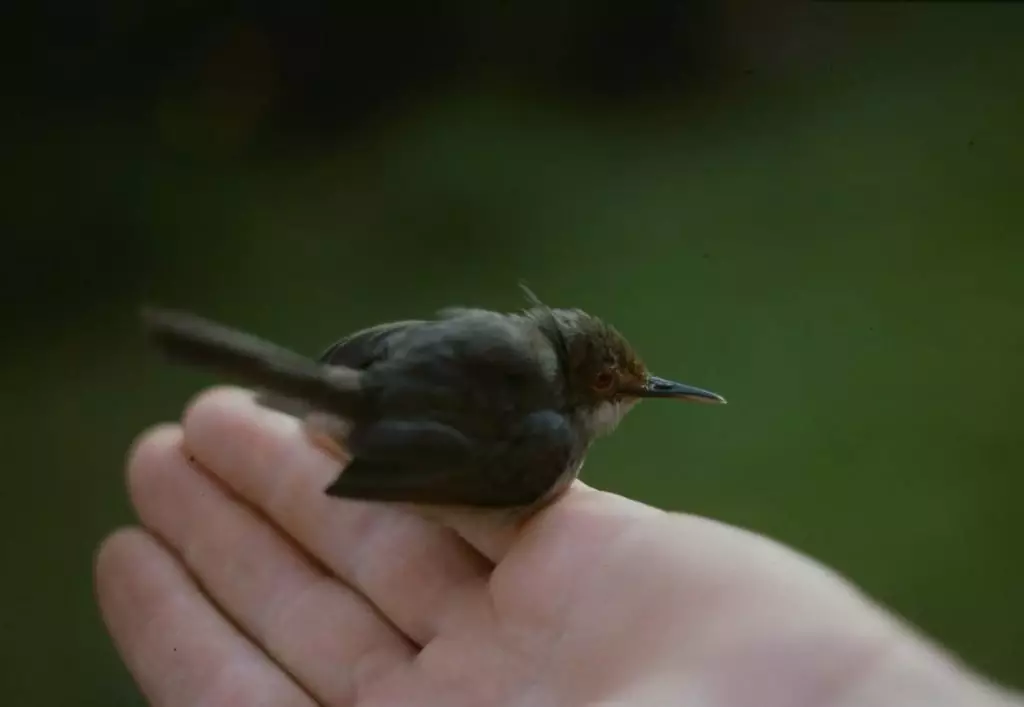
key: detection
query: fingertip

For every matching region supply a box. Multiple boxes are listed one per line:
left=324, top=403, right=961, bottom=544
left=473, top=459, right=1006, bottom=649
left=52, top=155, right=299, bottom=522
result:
left=126, top=423, right=181, bottom=468
left=180, top=380, right=338, bottom=496
left=182, top=385, right=305, bottom=461
left=125, top=423, right=184, bottom=507
left=181, top=385, right=256, bottom=434
left=95, top=526, right=143, bottom=576
left=94, top=526, right=159, bottom=609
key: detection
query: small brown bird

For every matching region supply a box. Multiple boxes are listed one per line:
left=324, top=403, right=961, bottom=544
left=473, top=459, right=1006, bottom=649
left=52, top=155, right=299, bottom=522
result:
left=142, top=287, right=725, bottom=512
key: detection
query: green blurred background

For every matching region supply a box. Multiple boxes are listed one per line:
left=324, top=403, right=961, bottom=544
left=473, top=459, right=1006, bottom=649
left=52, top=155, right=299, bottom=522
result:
left=3, top=2, right=1022, bottom=704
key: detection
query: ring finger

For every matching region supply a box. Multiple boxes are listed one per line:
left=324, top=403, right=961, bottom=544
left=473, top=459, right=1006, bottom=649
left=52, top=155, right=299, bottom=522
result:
left=127, top=423, right=415, bottom=705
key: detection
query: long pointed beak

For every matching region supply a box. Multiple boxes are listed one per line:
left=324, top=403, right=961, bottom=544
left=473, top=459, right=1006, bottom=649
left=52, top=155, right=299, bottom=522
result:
left=638, top=375, right=727, bottom=404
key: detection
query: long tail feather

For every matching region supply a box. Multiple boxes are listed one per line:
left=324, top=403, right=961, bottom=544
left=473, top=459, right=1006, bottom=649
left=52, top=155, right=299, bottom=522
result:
left=140, top=307, right=363, bottom=416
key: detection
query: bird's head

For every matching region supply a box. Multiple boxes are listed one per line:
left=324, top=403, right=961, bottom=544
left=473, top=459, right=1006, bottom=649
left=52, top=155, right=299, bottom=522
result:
left=527, top=305, right=726, bottom=439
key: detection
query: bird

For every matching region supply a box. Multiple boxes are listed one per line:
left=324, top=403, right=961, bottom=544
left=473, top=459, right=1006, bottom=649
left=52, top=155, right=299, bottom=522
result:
left=140, top=287, right=725, bottom=512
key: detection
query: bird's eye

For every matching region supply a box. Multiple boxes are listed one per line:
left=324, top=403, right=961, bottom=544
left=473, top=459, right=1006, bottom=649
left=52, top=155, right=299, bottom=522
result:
left=593, top=371, right=615, bottom=391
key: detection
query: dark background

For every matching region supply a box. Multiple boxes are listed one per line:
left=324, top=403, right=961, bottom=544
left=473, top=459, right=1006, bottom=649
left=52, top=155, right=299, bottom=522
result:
left=2, top=2, right=1022, bottom=704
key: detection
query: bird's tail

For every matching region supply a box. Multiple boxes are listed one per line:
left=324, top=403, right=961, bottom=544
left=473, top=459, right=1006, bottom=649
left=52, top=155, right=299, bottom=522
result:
left=140, top=307, right=364, bottom=417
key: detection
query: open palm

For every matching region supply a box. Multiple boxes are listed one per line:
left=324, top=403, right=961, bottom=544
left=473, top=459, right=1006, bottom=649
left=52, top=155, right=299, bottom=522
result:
left=96, top=387, right=999, bottom=707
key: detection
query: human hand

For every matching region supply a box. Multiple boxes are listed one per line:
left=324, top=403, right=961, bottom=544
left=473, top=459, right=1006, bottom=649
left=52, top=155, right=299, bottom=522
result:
left=96, top=387, right=1018, bottom=706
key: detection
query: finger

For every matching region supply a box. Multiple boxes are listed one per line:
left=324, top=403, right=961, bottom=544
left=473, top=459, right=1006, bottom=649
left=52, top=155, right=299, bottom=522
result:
left=127, top=424, right=414, bottom=706
left=95, top=527, right=315, bottom=707
left=181, top=387, right=493, bottom=647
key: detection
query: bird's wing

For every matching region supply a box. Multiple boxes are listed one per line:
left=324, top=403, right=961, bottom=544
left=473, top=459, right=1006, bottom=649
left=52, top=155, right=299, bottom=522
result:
left=255, top=319, right=426, bottom=417
left=326, top=410, right=578, bottom=508
left=318, top=319, right=428, bottom=368
left=436, top=306, right=492, bottom=320
left=260, top=313, right=517, bottom=426
left=325, top=417, right=484, bottom=504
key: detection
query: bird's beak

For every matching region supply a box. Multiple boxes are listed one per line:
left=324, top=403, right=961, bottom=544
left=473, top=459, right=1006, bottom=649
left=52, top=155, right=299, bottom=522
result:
left=637, top=375, right=727, bottom=404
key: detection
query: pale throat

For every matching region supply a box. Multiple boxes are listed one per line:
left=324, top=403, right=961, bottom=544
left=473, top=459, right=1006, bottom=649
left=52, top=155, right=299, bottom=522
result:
left=579, top=398, right=638, bottom=439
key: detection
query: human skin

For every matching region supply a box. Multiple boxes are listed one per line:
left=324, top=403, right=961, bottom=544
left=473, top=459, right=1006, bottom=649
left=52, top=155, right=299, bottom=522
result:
left=95, top=387, right=1020, bottom=707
